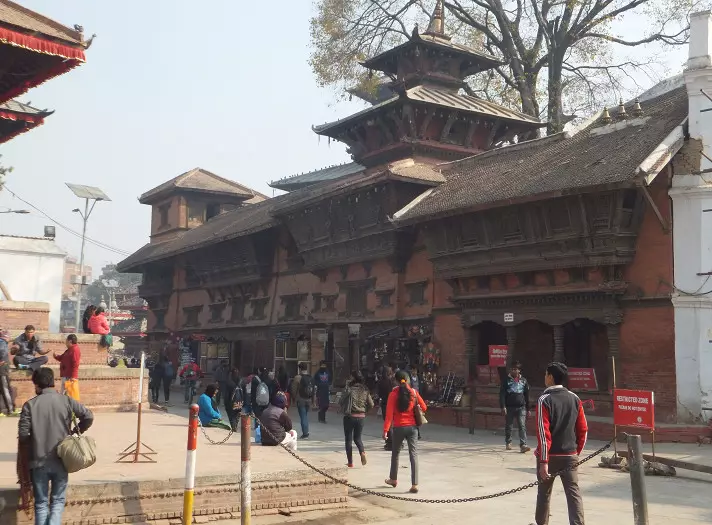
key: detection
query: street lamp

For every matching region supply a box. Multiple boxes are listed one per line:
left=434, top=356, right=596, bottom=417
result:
left=0, top=209, right=30, bottom=214
left=66, top=183, right=111, bottom=332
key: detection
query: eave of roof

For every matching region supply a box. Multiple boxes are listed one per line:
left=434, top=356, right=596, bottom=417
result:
left=269, top=162, right=366, bottom=191
left=139, top=168, right=260, bottom=204
left=0, top=0, right=84, bottom=46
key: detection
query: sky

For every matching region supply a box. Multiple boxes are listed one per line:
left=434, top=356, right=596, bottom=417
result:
left=0, top=1, right=690, bottom=276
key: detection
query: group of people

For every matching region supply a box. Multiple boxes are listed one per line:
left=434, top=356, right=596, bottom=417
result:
left=0, top=326, right=82, bottom=418
left=80, top=305, right=112, bottom=349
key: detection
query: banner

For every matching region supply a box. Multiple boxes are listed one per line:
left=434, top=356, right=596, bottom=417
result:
left=613, top=389, right=655, bottom=429
left=488, top=345, right=508, bottom=367
left=567, top=368, right=598, bottom=391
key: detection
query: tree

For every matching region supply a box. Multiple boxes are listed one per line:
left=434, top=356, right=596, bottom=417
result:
left=86, top=264, right=142, bottom=307
left=310, top=0, right=692, bottom=134
left=0, top=154, right=13, bottom=191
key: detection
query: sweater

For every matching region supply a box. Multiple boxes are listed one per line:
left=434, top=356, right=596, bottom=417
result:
left=260, top=404, right=293, bottom=445
left=54, top=344, right=81, bottom=379
left=383, top=384, right=427, bottom=432
left=535, top=385, right=588, bottom=463
left=344, top=383, right=374, bottom=415
left=87, top=313, right=110, bottom=335
left=197, top=393, right=221, bottom=425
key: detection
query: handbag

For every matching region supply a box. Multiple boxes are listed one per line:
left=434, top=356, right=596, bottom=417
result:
left=57, top=400, right=97, bottom=473
left=413, top=395, right=428, bottom=426
left=339, top=387, right=353, bottom=414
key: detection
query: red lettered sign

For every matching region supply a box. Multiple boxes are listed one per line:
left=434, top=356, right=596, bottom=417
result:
left=567, top=368, right=598, bottom=391
left=488, top=345, right=508, bottom=367
left=613, top=389, right=655, bottom=429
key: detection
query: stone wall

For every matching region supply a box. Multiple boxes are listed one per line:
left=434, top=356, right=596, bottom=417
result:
left=0, top=301, right=49, bottom=330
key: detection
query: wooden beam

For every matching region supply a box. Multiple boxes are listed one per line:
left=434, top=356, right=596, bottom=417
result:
left=485, top=121, right=503, bottom=149
left=618, top=450, right=712, bottom=476
left=419, top=108, right=434, bottom=138
left=464, top=119, right=477, bottom=147
left=440, top=111, right=458, bottom=142
left=640, top=184, right=669, bottom=232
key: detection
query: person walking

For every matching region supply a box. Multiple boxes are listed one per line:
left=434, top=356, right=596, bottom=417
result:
left=224, top=368, right=243, bottom=432
left=290, top=362, right=314, bottom=439
left=533, top=362, right=588, bottom=525
left=18, top=367, right=94, bottom=525
left=409, top=364, right=422, bottom=440
left=197, top=384, right=231, bottom=430
left=0, top=329, right=19, bottom=417
left=11, top=325, right=49, bottom=371
left=377, top=365, right=395, bottom=450
left=179, top=360, right=201, bottom=404
left=277, top=366, right=290, bottom=405
left=383, top=370, right=426, bottom=494
left=340, top=370, right=374, bottom=468
left=500, top=360, right=531, bottom=453
left=314, top=361, right=331, bottom=423
left=53, top=334, right=81, bottom=401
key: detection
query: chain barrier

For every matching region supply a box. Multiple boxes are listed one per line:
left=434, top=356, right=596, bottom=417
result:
left=196, top=410, right=613, bottom=504
left=197, top=419, right=234, bottom=445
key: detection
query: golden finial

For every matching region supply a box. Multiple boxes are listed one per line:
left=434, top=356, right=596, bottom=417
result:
left=426, top=0, right=446, bottom=36
left=601, top=107, right=611, bottom=124
left=617, top=99, right=627, bottom=120
left=632, top=98, right=643, bottom=117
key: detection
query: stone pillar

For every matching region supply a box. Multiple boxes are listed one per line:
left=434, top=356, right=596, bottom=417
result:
left=461, top=318, right=480, bottom=434
left=606, top=317, right=622, bottom=390
left=506, top=325, right=517, bottom=367
left=553, top=324, right=565, bottom=362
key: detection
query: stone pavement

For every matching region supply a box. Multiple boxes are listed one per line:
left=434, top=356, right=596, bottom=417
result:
left=1, top=402, right=711, bottom=524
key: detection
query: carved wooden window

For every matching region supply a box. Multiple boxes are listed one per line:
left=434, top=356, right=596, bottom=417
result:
left=153, top=309, right=167, bottom=330
left=620, top=189, right=637, bottom=229
left=230, top=299, right=245, bottom=323
left=591, top=194, right=613, bottom=230
left=158, top=205, right=169, bottom=229
left=501, top=211, right=523, bottom=242
left=406, top=281, right=428, bottom=306
left=460, top=215, right=479, bottom=248
left=323, top=295, right=337, bottom=312
left=183, top=306, right=202, bottom=328
left=283, top=296, right=304, bottom=320
left=187, top=202, right=206, bottom=228
left=346, top=287, right=368, bottom=316
left=376, top=289, right=394, bottom=308
left=209, top=303, right=226, bottom=324
left=548, top=203, right=572, bottom=233
left=250, top=298, right=268, bottom=320
left=312, top=293, right=322, bottom=312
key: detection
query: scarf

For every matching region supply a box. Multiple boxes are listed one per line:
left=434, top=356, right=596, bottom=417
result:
left=16, top=438, right=33, bottom=517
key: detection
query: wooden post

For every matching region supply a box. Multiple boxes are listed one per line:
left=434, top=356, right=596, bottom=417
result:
left=627, top=434, right=649, bottom=525
left=611, top=355, right=618, bottom=457
left=241, top=415, right=252, bottom=525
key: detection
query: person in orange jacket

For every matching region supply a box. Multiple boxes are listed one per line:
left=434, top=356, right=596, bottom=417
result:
left=179, top=361, right=202, bottom=404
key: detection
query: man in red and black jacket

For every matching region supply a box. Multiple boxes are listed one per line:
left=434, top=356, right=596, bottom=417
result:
left=533, top=362, right=588, bottom=525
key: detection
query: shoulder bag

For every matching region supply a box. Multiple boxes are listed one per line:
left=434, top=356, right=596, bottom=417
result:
left=413, top=393, right=428, bottom=427
left=57, top=399, right=97, bottom=473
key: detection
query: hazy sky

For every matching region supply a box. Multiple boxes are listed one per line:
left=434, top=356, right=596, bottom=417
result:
left=0, top=1, right=688, bottom=275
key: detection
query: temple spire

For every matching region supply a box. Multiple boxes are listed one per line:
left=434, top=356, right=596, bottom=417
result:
left=425, top=0, right=447, bottom=37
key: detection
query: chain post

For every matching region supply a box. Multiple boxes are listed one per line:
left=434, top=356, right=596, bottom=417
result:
left=183, top=404, right=199, bottom=525
left=627, top=434, right=649, bottom=525
left=241, top=414, right=252, bottom=525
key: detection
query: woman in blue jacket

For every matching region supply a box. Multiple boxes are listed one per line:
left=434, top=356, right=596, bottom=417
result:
left=198, top=384, right=231, bottom=430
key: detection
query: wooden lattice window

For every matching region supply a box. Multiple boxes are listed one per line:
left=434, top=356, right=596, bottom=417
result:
left=346, top=288, right=368, bottom=316
left=209, top=303, right=226, bottom=323
left=183, top=306, right=202, bottom=328
left=406, top=281, right=428, bottom=306
left=548, top=203, right=572, bottom=233
left=460, top=215, right=479, bottom=248
left=250, top=298, right=268, bottom=320
left=230, top=299, right=245, bottom=323
left=376, top=290, right=394, bottom=308
left=283, top=295, right=305, bottom=320
left=323, top=295, right=337, bottom=312
left=591, top=194, right=613, bottom=230
left=158, top=204, right=169, bottom=229
left=501, top=211, right=523, bottom=242
left=620, top=189, right=637, bottom=229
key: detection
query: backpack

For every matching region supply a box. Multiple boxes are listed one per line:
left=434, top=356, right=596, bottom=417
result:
left=298, top=374, right=314, bottom=399
left=255, top=378, right=269, bottom=407
left=232, top=382, right=244, bottom=408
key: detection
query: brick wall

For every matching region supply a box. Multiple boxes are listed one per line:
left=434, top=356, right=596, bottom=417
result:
left=434, top=313, right=466, bottom=376
left=0, top=301, right=49, bottom=330
left=6, top=330, right=105, bottom=364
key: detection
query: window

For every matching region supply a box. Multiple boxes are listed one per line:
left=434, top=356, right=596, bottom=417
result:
left=501, top=211, right=523, bottom=242
left=312, top=293, right=322, bottom=312
left=187, top=202, right=206, bottom=228
left=406, top=282, right=427, bottom=306
left=323, top=295, right=337, bottom=311
left=251, top=298, right=268, bottom=320
left=620, top=189, right=637, bottom=229
left=376, top=290, right=394, bottom=308
left=230, top=300, right=245, bottom=323
left=158, top=205, right=169, bottom=228
left=209, top=303, right=226, bottom=323
left=591, top=194, right=612, bottom=230
left=183, top=306, right=201, bottom=327
left=548, top=203, right=571, bottom=233
left=283, top=295, right=305, bottom=320
left=460, top=216, right=479, bottom=248
left=346, top=287, right=367, bottom=316
left=274, top=339, right=306, bottom=378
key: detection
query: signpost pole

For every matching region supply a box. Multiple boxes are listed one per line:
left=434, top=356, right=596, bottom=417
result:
left=611, top=356, right=618, bottom=457
left=627, top=434, right=650, bottom=525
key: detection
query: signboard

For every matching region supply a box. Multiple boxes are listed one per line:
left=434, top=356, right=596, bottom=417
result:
left=275, top=331, right=291, bottom=340
left=504, top=313, right=514, bottom=323
left=217, top=343, right=229, bottom=359
left=567, top=368, right=599, bottom=391
left=488, top=345, right=508, bottom=367
left=613, top=389, right=655, bottom=429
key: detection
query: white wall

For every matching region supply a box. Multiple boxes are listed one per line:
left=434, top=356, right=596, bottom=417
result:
left=0, top=251, right=65, bottom=332
left=670, top=10, right=712, bottom=422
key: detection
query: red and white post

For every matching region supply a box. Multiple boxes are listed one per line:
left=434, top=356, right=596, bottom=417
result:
left=183, top=404, right=199, bottom=525
left=240, top=414, right=251, bottom=525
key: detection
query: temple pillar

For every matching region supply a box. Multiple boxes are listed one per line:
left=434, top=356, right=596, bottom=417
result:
left=605, top=315, right=623, bottom=390
left=553, top=324, right=565, bottom=362
left=461, top=316, right=479, bottom=434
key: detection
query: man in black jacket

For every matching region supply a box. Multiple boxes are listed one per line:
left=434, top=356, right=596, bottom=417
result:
left=499, top=360, right=531, bottom=453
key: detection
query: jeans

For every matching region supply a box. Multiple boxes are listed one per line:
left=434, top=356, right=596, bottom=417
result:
left=13, top=354, right=48, bottom=371
left=31, top=462, right=69, bottom=525
left=505, top=406, right=528, bottom=447
left=535, top=456, right=584, bottom=525
left=343, top=416, right=365, bottom=465
left=0, top=375, right=14, bottom=413
left=380, top=399, right=392, bottom=447
left=390, top=426, right=418, bottom=485
left=297, top=400, right=310, bottom=436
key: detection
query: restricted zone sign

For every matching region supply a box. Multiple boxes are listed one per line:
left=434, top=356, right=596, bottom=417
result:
left=613, top=389, right=655, bottom=429
left=488, top=345, right=508, bottom=367
left=567, top=368, right=598, bottom=391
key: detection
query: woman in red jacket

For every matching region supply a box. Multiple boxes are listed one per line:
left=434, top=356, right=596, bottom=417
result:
left=383, top=369, right=427, bottom=493
left=88, top=307, right=112, bottom=349
left=54, top=334, right=81, bottom=400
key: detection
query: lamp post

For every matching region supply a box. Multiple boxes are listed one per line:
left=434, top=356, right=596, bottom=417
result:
left=0, top=209, right=30, bottom=214
left=66, top=183, right=111, bottom=333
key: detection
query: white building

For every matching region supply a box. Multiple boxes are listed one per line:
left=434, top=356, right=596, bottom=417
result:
left=0, top=234, right=66, bottom=331
left=670, top=11, right=712, bottom=423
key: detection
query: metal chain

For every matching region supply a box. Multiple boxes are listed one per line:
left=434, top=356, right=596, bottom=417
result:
left=197, top=419, right=235, bottom=445
left=245, top=413, right=613, bottom=504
